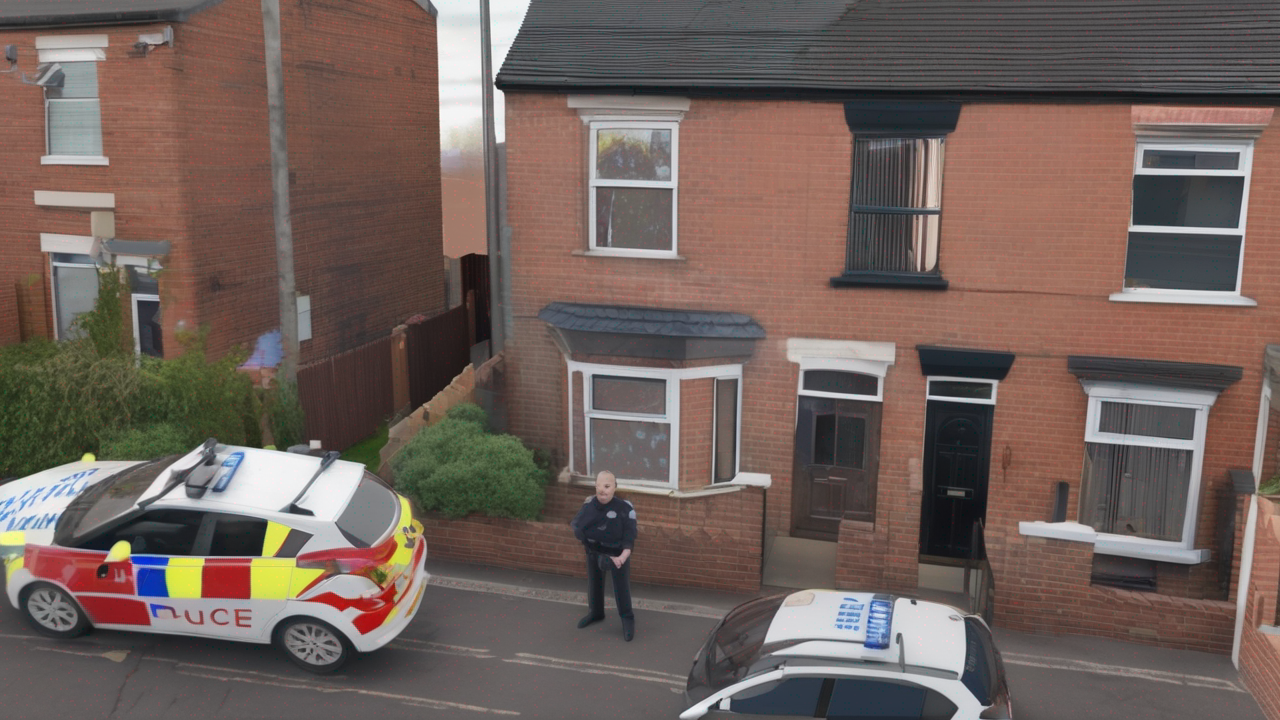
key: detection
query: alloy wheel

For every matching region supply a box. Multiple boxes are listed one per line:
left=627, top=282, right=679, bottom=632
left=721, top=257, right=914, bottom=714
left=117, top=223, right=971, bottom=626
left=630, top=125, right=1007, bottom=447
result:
left=28, top=588, right=79, bottom=632
left=282, top=622, right=344, bottom=667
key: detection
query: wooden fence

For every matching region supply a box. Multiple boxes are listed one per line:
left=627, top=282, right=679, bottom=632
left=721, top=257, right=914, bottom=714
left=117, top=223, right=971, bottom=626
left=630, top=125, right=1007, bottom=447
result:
left=460, top=253, right=490, bottom=345
left=297, top=335, right=393, bottom=452
left=407, top=304, right=472, bottom=409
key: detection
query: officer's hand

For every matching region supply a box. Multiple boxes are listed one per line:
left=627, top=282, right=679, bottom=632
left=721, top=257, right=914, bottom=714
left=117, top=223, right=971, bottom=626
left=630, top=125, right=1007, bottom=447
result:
left=611, top=555, right=626, bottom=569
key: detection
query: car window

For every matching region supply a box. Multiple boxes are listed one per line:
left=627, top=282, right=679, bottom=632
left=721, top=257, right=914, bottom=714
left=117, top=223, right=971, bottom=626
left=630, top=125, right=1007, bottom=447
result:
left=707, top=595, right=788, bottom=690
left=55, top=455, right=184, bottom=546
left=77, top=509, right=206, bottom=556
left=208, top=514, right=269, bottom=557
left=825, top=678, right=957, bottom=720
left=960, top=618, right=1000, bottom=706
left=335, top=472, right=400, bottom=548
left=730, top=677, right=824, bottom=716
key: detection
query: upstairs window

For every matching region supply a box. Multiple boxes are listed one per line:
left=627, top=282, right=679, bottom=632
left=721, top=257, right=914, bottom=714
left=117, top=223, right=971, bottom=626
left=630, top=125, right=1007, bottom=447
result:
left=36, top=35, right=108, bottom=164
left=588, top=121, right=678, bottom=256
left=1124, top=141, right=1253, bottom=297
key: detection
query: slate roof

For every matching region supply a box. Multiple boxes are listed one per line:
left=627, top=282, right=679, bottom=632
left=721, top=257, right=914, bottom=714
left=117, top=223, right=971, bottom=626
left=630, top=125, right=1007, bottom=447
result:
left=497, top=0, right=1280, bottom=97
left=539, top=302, right=766, bottom=339
left=0, top=0, right=225, bottom=27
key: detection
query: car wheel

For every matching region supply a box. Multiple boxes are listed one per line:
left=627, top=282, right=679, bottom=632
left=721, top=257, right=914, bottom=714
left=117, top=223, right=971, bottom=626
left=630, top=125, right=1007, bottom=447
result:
left=274, top=617, right=352, bottom=674
left=21, top=583, right=90, bottom=639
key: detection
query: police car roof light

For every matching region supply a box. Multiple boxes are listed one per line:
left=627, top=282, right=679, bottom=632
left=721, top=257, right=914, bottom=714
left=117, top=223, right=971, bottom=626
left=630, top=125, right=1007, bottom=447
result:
left=282, top=450, right=341, bottom=516
left=139, top=437, right=219, bottom=509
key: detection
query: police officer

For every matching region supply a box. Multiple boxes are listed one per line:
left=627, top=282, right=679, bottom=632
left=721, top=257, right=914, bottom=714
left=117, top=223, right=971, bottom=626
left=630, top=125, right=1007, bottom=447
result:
left=571, top=470, right=637, bottom=641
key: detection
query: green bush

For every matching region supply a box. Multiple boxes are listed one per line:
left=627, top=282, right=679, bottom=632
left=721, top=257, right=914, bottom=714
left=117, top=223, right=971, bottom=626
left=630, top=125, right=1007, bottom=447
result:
left=99, top=423, right=193, bottom=460
left=264, top=380, right=306, bottom=450
left=391, top=403, right=546, bottom=520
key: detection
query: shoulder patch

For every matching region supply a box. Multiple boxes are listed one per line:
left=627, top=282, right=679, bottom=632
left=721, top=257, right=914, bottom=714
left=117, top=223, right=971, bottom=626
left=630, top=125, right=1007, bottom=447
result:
left=622, top=499, right=634, bottom=508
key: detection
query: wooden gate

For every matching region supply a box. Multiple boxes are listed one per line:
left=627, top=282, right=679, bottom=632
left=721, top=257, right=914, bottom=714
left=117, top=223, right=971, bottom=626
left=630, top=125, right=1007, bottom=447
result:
left=406, top=305, right=472, bottom=409
left=297, top=335, right=393, bottom=452
left=460, top=253, right=490, bottom=344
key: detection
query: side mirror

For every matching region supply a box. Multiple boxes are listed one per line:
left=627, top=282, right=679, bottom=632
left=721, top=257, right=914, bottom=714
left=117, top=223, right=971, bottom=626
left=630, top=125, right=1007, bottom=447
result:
left=105, top=540, right=131, bottom=564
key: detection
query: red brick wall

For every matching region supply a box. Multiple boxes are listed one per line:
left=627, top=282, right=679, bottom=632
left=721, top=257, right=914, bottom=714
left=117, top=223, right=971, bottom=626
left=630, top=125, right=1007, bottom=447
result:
left=1241, top=498, right=1280, bottom=719
left=0, top=283, right=19, bottom=347
left=0, top=0, right=442, bottom=363
left=681, top=377, right=714, bottom=489
left=422, top=481, right=765, bottom=592
left=501, top=94, right=1280, bottom=644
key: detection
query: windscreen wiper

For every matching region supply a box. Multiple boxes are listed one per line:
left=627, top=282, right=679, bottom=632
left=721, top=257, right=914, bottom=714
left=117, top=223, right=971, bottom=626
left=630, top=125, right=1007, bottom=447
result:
left=138, top=438, right=218, bottom=510
left=281, top=451, right=341, bottom=516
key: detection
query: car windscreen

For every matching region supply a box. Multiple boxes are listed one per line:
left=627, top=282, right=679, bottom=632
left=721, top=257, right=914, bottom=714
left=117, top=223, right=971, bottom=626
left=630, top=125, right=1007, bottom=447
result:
left=53, top=455, right=183, bottom=546
left=704, top=594, right=788, bottom=691
left=335, top=472, right=401, bottom=548
left=960, top=617, right=1001, bottom=706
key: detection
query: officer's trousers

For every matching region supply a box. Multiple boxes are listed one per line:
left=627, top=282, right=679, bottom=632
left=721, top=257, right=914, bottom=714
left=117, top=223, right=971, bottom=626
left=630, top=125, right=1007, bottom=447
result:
left=585, top=551, right=633, bottom=619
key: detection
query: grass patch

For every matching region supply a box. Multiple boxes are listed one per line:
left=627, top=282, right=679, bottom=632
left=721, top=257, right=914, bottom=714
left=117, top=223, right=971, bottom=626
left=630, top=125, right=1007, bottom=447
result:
left=342, top=424, right=389, bottom=472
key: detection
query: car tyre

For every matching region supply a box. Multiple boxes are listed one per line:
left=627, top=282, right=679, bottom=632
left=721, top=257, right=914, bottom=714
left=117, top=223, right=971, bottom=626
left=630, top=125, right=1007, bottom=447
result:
left=274, top=617, right=352, bottom=674
left=20, top=583, right=91, bottom=639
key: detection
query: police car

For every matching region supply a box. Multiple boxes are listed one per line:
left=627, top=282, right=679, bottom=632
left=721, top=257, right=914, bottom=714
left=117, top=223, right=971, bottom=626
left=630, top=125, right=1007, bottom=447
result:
left=681, top=590, right=1013, bottom=720
left=0, top=439, right=429, bottom=674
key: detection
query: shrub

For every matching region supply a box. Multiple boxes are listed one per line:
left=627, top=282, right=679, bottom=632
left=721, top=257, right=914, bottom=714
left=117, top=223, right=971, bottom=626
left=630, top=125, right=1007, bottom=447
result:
left=264, top=379, right=306, bottom=450
left=99, top=423, right=193, bottom=460
left=391, top=403, right=545, bottom=520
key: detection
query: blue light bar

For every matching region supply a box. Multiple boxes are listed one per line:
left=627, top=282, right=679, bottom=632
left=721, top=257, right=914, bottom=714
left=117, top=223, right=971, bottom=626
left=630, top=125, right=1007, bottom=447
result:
left=864, top=594, right=894, bottom=650
left=211, top=452, right=244, bottom=493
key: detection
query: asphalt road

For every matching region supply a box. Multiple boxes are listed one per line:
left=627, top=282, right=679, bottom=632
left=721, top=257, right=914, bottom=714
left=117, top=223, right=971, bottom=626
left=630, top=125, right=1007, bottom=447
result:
left=0, top=565, right=1265, bottom=720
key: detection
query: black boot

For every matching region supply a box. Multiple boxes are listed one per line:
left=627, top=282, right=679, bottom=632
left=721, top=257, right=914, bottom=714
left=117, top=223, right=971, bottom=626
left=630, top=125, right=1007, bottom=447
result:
left=622, top=616, right=635, bottom=642
left=577, top=612, right=604, bottom=629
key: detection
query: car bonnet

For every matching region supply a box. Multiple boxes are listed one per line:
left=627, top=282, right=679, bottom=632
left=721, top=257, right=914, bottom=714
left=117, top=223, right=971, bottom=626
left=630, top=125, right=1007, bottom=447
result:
left=0, top=460, right=141, bottom=546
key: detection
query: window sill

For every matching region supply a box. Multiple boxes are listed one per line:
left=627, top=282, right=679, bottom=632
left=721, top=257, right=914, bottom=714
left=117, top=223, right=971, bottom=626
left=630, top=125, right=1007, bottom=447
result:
left=42, top=155, right=109, bottom=166
left=573, top=249, right=686, bottom=261
left=568, top=472, right=770, bottom=498
left=830, top=272, right=948, bottom=289
left=1109, top=291, right=1257, bottom=307
left=1018, top=521, right=1210, bottom=564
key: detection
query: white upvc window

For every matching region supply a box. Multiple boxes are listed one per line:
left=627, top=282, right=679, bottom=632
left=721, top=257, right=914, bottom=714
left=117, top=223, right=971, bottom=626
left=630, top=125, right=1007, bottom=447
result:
left=568, top=361, right=743, bottom=489
left=588, top=120, right=679, bottom=257
left=795, top=357, right=888, bottom=402
left=1078, top=382, right=1214, bottom=552
left=50, top=252, right=100, bottom=340
left=1120, top=140, right=1253, bottom=301
left=37, top=36, right=108, bottom=165
left=925, top=376, right=997, bottom=405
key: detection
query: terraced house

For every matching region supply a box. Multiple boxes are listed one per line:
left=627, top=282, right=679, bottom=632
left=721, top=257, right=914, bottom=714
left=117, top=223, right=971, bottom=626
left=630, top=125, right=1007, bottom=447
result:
left=473, top=0, right=1280, bottom=661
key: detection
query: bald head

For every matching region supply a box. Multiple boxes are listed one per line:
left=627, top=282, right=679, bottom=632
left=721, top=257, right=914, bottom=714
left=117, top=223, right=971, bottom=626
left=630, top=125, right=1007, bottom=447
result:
left=595, top=471, right=617, bottom=504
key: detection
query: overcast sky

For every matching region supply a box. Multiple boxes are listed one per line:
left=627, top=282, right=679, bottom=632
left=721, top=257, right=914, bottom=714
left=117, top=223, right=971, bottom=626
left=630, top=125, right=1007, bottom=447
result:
left=434, top=0, right=532, bottom=147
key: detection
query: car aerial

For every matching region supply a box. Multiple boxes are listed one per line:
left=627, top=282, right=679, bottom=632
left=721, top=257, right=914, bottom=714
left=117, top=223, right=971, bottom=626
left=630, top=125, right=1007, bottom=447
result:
left=682, top=589, right=1012, bottom=720
left=0, top=439, right=429, bottom=673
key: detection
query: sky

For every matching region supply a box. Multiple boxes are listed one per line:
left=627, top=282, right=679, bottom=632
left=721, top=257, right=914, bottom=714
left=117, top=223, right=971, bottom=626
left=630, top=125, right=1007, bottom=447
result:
left=434, top=0, right=532, bottom=147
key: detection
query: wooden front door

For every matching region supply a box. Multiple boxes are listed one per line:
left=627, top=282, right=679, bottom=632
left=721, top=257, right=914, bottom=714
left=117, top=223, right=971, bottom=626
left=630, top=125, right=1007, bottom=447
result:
left=920, top=401, right=993, bottom=559
left=791, top=396, right=881, bottom=541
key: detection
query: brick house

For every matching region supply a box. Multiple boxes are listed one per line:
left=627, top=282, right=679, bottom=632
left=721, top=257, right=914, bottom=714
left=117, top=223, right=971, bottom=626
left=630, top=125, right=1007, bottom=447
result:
left=466, top=0, right=1280, bottom=655
left=0, top=0, right=444, bottom=364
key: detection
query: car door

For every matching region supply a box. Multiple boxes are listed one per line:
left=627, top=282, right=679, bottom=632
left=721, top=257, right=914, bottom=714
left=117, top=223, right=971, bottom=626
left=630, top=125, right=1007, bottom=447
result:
left=197, top=512, right=301, bottom=641
left=705, top=676, right=828, bottom=719
left=823, top=677, right=959, bottom=720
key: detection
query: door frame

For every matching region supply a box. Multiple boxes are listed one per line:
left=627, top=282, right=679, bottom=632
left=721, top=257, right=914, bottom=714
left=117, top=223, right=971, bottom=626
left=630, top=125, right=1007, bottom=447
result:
left=919, top=377, right=998, bottom=561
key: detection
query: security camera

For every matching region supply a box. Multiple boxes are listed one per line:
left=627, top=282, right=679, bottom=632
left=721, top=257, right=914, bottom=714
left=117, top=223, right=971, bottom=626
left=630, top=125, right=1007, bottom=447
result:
left=30, top=62, right=63, bottom=88
left=134, top=41, right=149, bottom=52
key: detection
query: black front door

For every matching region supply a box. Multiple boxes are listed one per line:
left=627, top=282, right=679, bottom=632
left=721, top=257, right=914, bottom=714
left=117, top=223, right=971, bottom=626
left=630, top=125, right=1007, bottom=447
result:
left=792, top=396, right=881, bottom=541
left=920, top=401, right=993, bottom=559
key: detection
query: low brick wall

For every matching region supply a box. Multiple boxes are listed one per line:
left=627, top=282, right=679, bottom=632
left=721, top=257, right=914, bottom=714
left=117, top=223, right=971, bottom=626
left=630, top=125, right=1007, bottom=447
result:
left=421, top=480, right=765, bottom=593
left=1241, top=497, right=1280, bottom=720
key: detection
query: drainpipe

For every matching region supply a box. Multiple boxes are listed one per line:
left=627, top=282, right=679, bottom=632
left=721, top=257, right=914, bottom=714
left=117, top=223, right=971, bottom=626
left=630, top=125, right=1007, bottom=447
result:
left=1233, top=377, right=1271, bottom=667
left=480, top=0, right=504, bottom=356
left=262, top=0, right=298, bottom=383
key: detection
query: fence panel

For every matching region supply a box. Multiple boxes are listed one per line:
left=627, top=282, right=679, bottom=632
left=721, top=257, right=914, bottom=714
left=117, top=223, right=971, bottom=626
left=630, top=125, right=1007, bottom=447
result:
left=406, top=305, right=472, bottom=409
left=297, top=335, right=394, bottom=452
left=460, top=253, right=490, bottom=344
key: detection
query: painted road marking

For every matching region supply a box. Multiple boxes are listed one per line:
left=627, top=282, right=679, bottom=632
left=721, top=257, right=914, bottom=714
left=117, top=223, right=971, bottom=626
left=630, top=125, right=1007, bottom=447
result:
left=503, top=652, right=685, bottom=687
left=1001, top=652, right=1246, bottom=693
left=32, top=645, right=129, bottom=662
left=391, top=637, right=495, bottom=658
left=431, top=575, right=725, bottom=619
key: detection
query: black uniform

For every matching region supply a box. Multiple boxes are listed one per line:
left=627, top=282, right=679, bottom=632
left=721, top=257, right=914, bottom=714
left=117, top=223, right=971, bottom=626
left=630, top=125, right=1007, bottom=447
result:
left=570, top=495, right=637, bottom=628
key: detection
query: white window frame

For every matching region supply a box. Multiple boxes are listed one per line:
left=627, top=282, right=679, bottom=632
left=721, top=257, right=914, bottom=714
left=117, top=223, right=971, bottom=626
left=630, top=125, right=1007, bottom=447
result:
left=1079, top=381, right=1216, bottom=554
left=796, top=357, right=888, bottom=402
left=1116, top=139, right=1254, bottom=304
left=587, top=119, right=680, bottom=258
left=38, top=40, right=109, bottom=166
left=49, top=255, right=99, bottom=341
left=711, top=376, right=743, bottom=484
left=567, top=360, right=743, bottom=489
left=925, top=376, right=997, bottom=406
left=131, top=292, right=160, bottom=357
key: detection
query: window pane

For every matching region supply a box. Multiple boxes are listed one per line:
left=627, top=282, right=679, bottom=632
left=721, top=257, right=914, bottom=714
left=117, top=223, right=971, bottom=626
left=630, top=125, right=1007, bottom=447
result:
left=45, top=61, right=97, bottom=99
left=1132, top=176, right=1244, bottom=229
left=592, top=376, right=665, bottom=415
left=1080, top=443, right=1191, bottom=542
left=335, top=474, right=400, bottom=548
left=1098, top=402, right=1196, bottom=440
left=804, top=370, right=879, bottom=396
left=847, top=212, right=939, bottom=273
left=835, top=415, right=866, bottom=469
left=929, top=380, right=993, bottom=400
left=135, top=298, right=163, bottom=358
left=852, top=138, right=943, bottom=209
left=814, top=413, right=836, bottom=466
left=731, top=677, right=823, bottom=716
left=595, top=187, right=673, bottom=251
left=827, top=678, right=958, bottom=720
left=1124, top=232, right=1241, bottom=291
left=590, top=418, right=670, bottom=482
left=208, top=516, right=268, bottom=557
left=961, top=618, right=1001, bottom=706
left=53, top=264, right=100, bottom=340
left=1142, top=149, right=1239, bottom=170
left=714, top=378, right=738, bottom=483
left=596, top=128, right=672, bottom=181
left=48, top=99, right=103, bottom=155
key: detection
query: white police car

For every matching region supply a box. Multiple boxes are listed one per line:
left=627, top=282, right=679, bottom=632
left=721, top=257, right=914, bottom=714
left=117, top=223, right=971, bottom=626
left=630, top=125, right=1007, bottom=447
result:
left=0, top=439, right=429, bottom=674
left=682, top=590, right=1013, bottom=720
